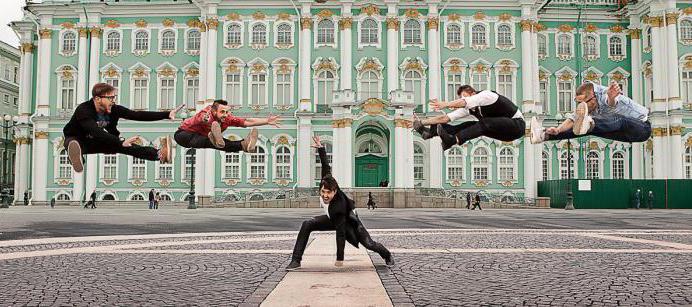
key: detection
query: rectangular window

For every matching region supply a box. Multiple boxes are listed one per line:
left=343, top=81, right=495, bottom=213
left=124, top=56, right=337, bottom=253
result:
left=542, top=157, right=549, bottom=181
left=133, top=79, right=148, bottom=110
left=158, top=164, right=172, bottom=180
left=131, top=158, right=146, bottom=180
left=103, top=155, right=117, bottom=180
left=250, top=74, right=267, bottom=106
left=558, top=81, right=573, bottom=113
left=3, top=94, right=8, bottom=104
left=184, top=152, right=195, bottom=180
left=224, top=153, right=240, bottom=179
left=682, top=71, right=692, bottom=104
left=539, top=80, right=548, bottom=111
left=471, top=73, right=488, bottom=91
left=472, top=166, right=488, bottom=180
left=60, top=79, right=76, bottom=110
left=250, top=153, right=265, bottom=178
left=105, top=78, right=119, bottom=94
left=185, top=78, right=199, bottom=109
left=497, top=73, right=513, bottom=99
left=446, top=73, right=463, bottom=101
left=276, top=73, right=291, bottom=106
left=159, top=78, right=175, bottom=110
left=225, top=73, right=241, bottom=106
left=59, top=154, right=71, bottom=179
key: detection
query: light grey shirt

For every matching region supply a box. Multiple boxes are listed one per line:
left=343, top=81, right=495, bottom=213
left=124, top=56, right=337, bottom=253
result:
left=568, top=82, right=649, bottom=122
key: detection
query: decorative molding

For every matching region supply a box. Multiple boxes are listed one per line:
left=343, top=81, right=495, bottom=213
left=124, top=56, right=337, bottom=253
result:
left=534, top=22, right=547, bottom=32
left=361, top=98, right=387, bottom=116
left=361, top=4, right=380, bottom=16
left=610, top=25, right=624, bottom=33
left=300, top=17, right=312, bottom=30
left=584, top=23, right=598, bottom=32
left=628, top=28, right=641, bottom=39
left=394, top=119, right=412, bottom=128
left=520, top=20, right=532, bottom=32
left=339, top=18, right=353, bottom=30
left=386, top=17, right=399, bottom=31
left=558, top=24, right=573, bottom=32
left=666, top=12, right=679, bottom=25
left=646, top=16, right=663, bottom=28
left=447, top=14, right=460, bottom=22
left=60, top=22, right=74, bottom=29
left=206, top=18, right=219, bottom=30
left=103, top=66, right=119, bottom=78
left=224, top=179, right=239, bottom=186
left=162, top=18, right=175, bottom=27
left=446, top=58, right=464, bottom=73
left=224, top=58, right=243, bottom=73
left=34, top=131, right=49, bottom=139
left=652, top=127, right=668, bottom=137
left=104, top=20, right=120, bottom=28
left=473, top=179, right=489, bottom=187
left=59, top=66, right=76, bottom=79
left=186, top=19, right=204, bottom=29
left=39, top=28, right=52, bottom=39
left=427, top=17, right=439, bottom=30
left=19, top=43, right=35, bottom=54
left=316, top=9, right=333, bottom=20
left=78, top=27, right=88, bottom=38
left=90, top=27, right=102, bottom=37
left=185, top=67, right=199, bottom=78
left=252, top=11, right=266, bottom=20
left=684, top=7, right=692, bottom=15
left=498, top=13, right=512, bottom=22
left=357, top=58, right=383, bottom=72
left=226, top=12, right=241, bottom=21
left=404, top=9, right=420, bottom=20
left=670, top=126, right=683, bottom=136
left=332, top=118, right=353, bottom=128
left=135, top=19, right=148, bottom=28
left=277, top=13, right=291, bottom=21
left=501, top=180, right=514, bottom=187
left=248, top=178, right=267, bottom=185
left=473, top=11, right=486, bottom=21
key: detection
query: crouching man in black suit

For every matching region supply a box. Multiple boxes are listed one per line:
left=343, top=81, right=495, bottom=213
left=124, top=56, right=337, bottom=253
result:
left=286, top=135, right=394, bottom=270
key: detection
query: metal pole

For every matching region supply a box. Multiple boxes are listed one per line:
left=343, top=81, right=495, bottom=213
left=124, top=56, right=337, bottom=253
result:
left=187, top=149, right=196, bottom=209
left=1, top=121, right=9, bottom=208
left=565, top=139, right=575, bottom=210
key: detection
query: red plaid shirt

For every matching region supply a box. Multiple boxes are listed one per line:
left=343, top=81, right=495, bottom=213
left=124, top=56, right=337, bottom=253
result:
left=179, top=105, right=246, bottom=135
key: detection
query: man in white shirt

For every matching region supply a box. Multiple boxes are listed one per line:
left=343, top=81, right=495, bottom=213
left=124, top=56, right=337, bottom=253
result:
left=413, top=85, right=525, bottom=150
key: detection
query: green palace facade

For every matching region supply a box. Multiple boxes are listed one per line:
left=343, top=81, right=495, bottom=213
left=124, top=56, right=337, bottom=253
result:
left=9, top=0, right=692, bottom=205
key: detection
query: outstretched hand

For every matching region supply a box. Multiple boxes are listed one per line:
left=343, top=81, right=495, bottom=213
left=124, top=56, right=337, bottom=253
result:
left=429, top=99, right=447, bottom=111
left=169, top=104, right=185, bottom=120
left=607, top=82, right=621, bottom=105
left=122, top=135, right=141, bottom=147
left=267, top=115, right=281, bottom=128
left=311, top=135, right=323, bottom=148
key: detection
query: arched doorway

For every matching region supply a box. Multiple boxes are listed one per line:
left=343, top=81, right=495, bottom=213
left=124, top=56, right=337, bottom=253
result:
left=355, top=121, right=389, bottom=187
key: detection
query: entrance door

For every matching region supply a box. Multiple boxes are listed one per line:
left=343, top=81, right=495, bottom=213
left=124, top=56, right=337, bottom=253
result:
left=355, top=154, right=388, bottom=187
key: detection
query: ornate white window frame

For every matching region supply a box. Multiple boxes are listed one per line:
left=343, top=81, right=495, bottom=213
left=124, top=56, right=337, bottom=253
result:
left=470, top=141, right=493, bottom=185
left=100, top=63, right=123, bottom=99
left=127, top=137, right=149, bottom=186
left=541, top=148, right=552, bottom=181
left=538, top=67, right=552, bottom=113
left=607, top=67, right=630, bottom=97
left=494, top=22, right=516, bottom=51
left=153, top=137, right=175, bottom=186
left=58, top=29, right=78, bottom=57
left=103, top=29, right=123, bottom=57
left=55, top=64, right=78, bottom=113
left=608, top=141, right=630, bottom=179
left=314, top=16, right=338, bottom=48
left=555, top=31, right=575, bottom=61
left=443, top=20, right=464, bottom=50
left=355, top=57, right=384, bottom=101
left=247, top=57, right=269, bottom=110
left=469, top=21, right=490, bottom=51
left=312, top=57, right=340, bottom=109
left=468, top=59, right=491, bottom=91
left=557, top=141, right=579, bottom=179
left=99, top=191, right=119, bottom=201
left=400, top=18, right=425, bottom=49
left=52, top=137, right=73, bottom=184
left=180, top=148, right=196, bottom=184
left=128, top=62, right=151, bottom=110
left=555, top=66, right=577, bottom=114
left=272, top=58, right=296, bottom=110
left=131, top=28, right=151, bottom=57
left=158, top=28, right=178, bottom=56
left=274, top=21, right=296, bottom=49
left=493, top=59, right=518, bottom=103
left=184, top=28, right=201, bottom=56
left=223, top=20, right=244, bottom=49
left=678, top=16, right=692, bottom=45
left=357, top=16, right=383, bottom=49
left=155, top=62, right=178, bottom=111
left=221, top=57, right=246, bottom=108
left=271, top=134, right=296, bottom=186
left=581, top=33, right=600, bottom=61
left=442, top=58, right=467, bottom=101
left=399, top=57, right=428, bottom=107
left=607, top=33, right=626, bottom=62
left=444, top=144, right=467, bottom=186
left=99, top=153, right=119, bottom=185
left=537, top=33, right=548, bottom=59
left=128, top=191, right=147, bottom=201
left=247, top=139, right=269, bottom=185
left=220, top=133, right=243, bottom=186
left=581, top=67, right=604, bottom=85
left=494, top=142, right=520, bottom=186
left=249, top=20, right=269, bottom=50
left=413, top=140, right=429, bottom=187
left=182, top=62, right=200, bottom=110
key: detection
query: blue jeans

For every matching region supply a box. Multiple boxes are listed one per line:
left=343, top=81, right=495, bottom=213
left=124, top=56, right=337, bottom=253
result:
left=547, top=115, right=651, bottom=143
left=149, top=201, right=155, bottom=209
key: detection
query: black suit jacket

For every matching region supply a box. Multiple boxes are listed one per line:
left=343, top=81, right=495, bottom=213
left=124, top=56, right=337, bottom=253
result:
left=317, top=147, right=362, bottom=260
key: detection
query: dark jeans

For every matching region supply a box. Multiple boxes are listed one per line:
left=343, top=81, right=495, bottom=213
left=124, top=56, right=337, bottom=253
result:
left=546, top=115, right=651, bottom=143
left=434, top=117, right=525, bottom=145
left=174, top=129, right=243, bottom=153
left=291, top=215, right=391, bottom=262
left=64, top=137, right=159, bottom=161
left=149, top=200, right=155, bottom=209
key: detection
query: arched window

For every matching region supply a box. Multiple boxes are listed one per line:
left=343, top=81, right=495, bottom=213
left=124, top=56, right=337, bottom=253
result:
left=541, top=151, right=550, bottom=181
left=187, top=29, right=201, bottom=51
left=161, top=30, right=176, bottom=51
left=612, top=152, right=625, bottom=179
left=559, top=151, right=575, bottom=179
left=403, top=19, right=421, bottom=44
left=252, top=24, right=267, bottom=45
left=130, top=194, right=145, bottom=201
left=106, top=31, right=120, bottom=51
left=472, top=147, right=489, bottom=181
left=57, top=149, right=71, bottom=179
left=609, top=36, right=622, bottom=56
left=360, top=19, right=378, bottom=44
left=275, top=146, right=292, bottom=179
left=249, top=146, right=266, bottom=179
left=315, top=142, right=332, bottom=182
left=226, top=24, right=242, bottom=45
left=498, top=147, right=514, bottom=181
left=56, top=193, right=71, bottom=201
left=249, top=194, right=264, bottom=201
left=446, top=24, right=462, bottom=46
left=497, top=24, right=512, bottom=47
left=360, top=70, right=380, bottom=100
left=557, top=34, right=571, bottom=56
left=537, top=34, right=547, bottom=57
left=586, top=151, right=600, bottom=179
left=184, top=149, right=195, bottom=180
left=414, top=144, right=425, bottom=182
left=134, top=31, right=149, bottom=51
left=471, top=24, right=486, bottom=46
left=684, top=145, right=692, bottom=179
left=223, top=152, right=241, bottom=179
left=447, top=146, right=464, bottom=181
left=160, top=194, right=172, bottom=201
left=583, top=35, right=597, bottom=57
left=317, top=19, right=335, bottom=44
left=277, top=23, right=293, bottom=45
left=62, top=32, right=76, bottom=54
left=681, top=20, right=692, bottom=42
left=403, top=70, right=424, bottom=106
left=102, top=194, right=116, bottom=201
left=359, top=140, right=382, bottom=154
left=316, top=70, right=336, bottom=109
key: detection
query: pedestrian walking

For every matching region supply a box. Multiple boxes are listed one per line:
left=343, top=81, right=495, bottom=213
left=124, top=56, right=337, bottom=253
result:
left=50, top=197, right=55, bottom=208
left=647, top=191, right=654, bottom=210
left=466, top=192, right=472, bottom=209
left=472, top=193, right=482, bottom=210
left=634, top=188, right=641, bottom=209
left=89, top=191, right=96, bottom=209
left=155, top=192, right=161, bottom=210
left=23, top=191, right=29, bottom=206
left=149, top=189, right=155, bottom=209
left=366, top=192, right=377, bottom=210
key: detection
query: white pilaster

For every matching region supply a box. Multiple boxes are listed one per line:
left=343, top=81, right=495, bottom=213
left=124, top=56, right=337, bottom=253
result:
left=520, top=19, right=533, bottom=113
left=35, top=18, right=52, bottom=116
left=531, top=24, right=540, bottom=114
left=297, top=116, right=313, bottom=187
left=298, top=5, right=312, bottom=111
left=427, top=3, right=441, bottom=104
left=630, top=19, right=644, bottom=179
left=393, top=120, right=414, bottom=188
left=12, top=22, right=35, bottom=203
left=523, top=137, right=536, bottom=198
left=665, top=8, right=681, bottom=110
left=386, top=2, right=399, bottom=94
left=340, top=3, right=353, bottom=91
left=85, top=25, right=101, bottom=199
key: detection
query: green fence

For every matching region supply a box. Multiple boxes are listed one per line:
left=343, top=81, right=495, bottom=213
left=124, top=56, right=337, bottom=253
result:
left=537, top=179, right=692, bottom=209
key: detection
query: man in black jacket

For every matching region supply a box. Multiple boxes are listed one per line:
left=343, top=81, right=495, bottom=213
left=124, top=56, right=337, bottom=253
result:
left=286, top=136, right=394, bottom=271
left=63, top=83, right=182, bottom=173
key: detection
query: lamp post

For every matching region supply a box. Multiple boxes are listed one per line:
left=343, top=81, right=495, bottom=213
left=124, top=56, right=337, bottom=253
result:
left=181, top=111, right=196, bottom=209
left=565, top=139, right=575, bottom=210
left=0, top=114, right=18, bottom=208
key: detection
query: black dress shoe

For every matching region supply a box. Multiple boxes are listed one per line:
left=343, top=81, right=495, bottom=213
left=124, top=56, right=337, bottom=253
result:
left=436, top=125, right=457, bottom=151
left=385, top=255, right=395, bottom=266
left=285, top=260, right=301, bottom=271
left=412, top=120, right=434, bottom=140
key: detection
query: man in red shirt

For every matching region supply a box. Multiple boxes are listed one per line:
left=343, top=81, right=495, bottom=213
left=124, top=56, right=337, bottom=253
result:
left=175, top=99, right=280, bottom=153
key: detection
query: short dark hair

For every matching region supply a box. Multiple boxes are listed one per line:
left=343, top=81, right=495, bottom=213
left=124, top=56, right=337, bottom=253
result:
left=211, top=99, right=228, bottom=111
left=456, top=85, right=477, bottom=97
left=576, top=82, right=595, bottom=97
left=319, top=176, right=340, bottom=192
left=92, top=83, right=115, bottom=98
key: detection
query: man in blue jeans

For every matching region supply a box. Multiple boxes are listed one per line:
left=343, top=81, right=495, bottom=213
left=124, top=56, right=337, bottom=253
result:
left=530, top=82, right=650, bottom=144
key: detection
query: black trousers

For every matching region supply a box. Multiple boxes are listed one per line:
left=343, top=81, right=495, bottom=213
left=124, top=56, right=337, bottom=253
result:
left=433, top=117, right=525, bottom=145
left=174, top=129, right=243, bottom=153
left=64, top=137, right=159, bottom=161
left=291, top=215, right=391, bottom=262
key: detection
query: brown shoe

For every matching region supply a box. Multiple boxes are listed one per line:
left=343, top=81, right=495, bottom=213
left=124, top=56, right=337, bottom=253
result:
left=159, top=135, right=173, bottom=163
left=241, top=128, right=258, bottom=153
left=67, top=139, right=83, bottom=173
left=208, top=121, right=225, bottom=149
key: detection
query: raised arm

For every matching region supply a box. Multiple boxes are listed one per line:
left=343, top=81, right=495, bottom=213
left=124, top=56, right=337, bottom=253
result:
left=313, top=136, right=332, bottom=178
left=243, top=115, right=281, bottom=127
left=114, top=105, right=171, bottom=121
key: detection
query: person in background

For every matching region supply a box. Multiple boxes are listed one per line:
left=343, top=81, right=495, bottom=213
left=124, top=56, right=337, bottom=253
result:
left=50, top=197, right=55, bottom=209
left=466, top=192, right=472, bottom=210
left=634, top=188, right=641, bottom=209
left=647, top=191, right=654, bottom=210
left=154, top=192, right=161, bottom=210
left=366, top=192, right=377, bottom=210
left=472, top=193, right=482, bottom=210
left=89, top=191, right=96, bottom=209
left=23, top=191, right=28, bottom=206
left=149, top=189, right=155, bottom=210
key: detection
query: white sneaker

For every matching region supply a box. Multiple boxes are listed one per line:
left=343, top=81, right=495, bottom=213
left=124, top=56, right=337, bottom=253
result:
left=530, top=117, right=545, bottom=144
left=572, top=102, right=593, bottom=135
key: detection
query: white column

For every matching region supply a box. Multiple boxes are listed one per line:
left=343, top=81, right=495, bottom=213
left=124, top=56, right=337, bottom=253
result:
left=298, top=12, right=312, bottom=111
left=630, top=24, right=644, bottom=179
left=31, top=128, right=49, bottom=204
left=201, top=16, right=219, bottom=198
left=72, top=26, right=89, bottom=203
left=297, top=116, right=313, bottom=187
left=30, top=20, right=53, bottom=204
left=340, top=5, right=353, bottom=91
left=393, top=120, right=414, bottom=188
left=665, top=11, right=681, bottom=110
left=427, top=5, right=441, bottom=104
left=197, top=18, right=207, bottom=105
left=519, top=20, right=533, bottom=113
left=13, top=31, right=35, bottom=202
left=35, top=23, right=52, bottom=116
left=650, top=15, right=666, bottom=113
left=85, top=26, right=102, bottom=198
left=386, top=2, right=399, bottom=94
left=531, top=23, right=540, bottom=114
left=331, top=119, right=353, bottom=188
left=669, top=123, right=683, bottom=179
left=523, top=137, right=536, bottom=198
left=652, top=127, right=666, bottom=179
